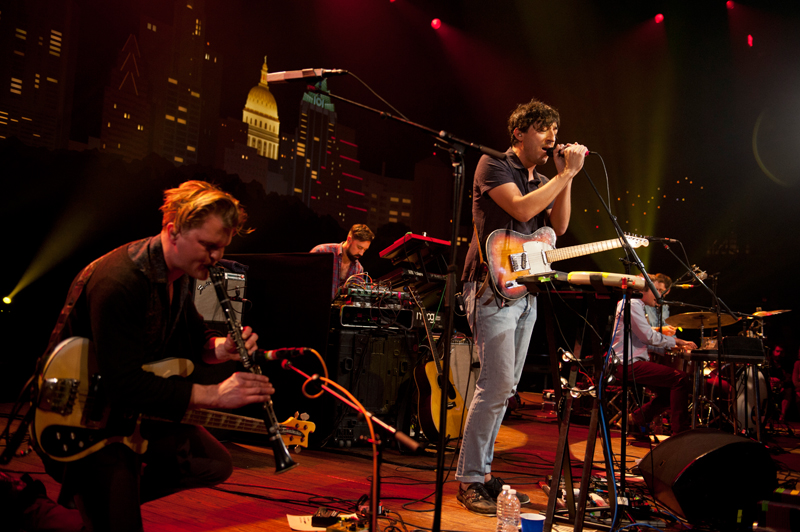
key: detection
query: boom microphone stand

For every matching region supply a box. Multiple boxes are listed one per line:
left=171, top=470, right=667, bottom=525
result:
left=303, top=84, right=506, bottom=532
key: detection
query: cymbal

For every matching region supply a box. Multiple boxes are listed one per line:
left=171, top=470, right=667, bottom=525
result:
left=751, top=309, right=791, bottom=318
left=665, top=311, right=740, bottom=329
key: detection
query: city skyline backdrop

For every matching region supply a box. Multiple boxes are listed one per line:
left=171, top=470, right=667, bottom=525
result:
left=2, top=0, right=800, bottom=355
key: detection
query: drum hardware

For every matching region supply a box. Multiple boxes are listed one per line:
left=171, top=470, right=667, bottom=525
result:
left=666, top=311, right=740, bottom=352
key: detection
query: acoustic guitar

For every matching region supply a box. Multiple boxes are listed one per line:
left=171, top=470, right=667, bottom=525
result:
left=408, top=288, right=465, bottom=441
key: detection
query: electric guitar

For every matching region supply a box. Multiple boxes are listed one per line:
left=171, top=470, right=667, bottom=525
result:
left=32, top=336, right=315, bottom=462
left=408, top=288, right=466, bottom=441
left=485, top=227, right=649, bottom=300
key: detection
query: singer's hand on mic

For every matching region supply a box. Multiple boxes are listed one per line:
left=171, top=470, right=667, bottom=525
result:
left=554, top=143, right=588, bottom=178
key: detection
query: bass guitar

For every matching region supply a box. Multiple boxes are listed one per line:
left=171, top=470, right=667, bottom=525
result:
left=485, top=227, right=649, bottom=300
left=408, top=288, right=465, bottom=441
left=32, top=336, right=315, bottom=462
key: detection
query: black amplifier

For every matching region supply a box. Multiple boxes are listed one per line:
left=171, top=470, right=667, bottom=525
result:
left=335, top=305, right=413, bottom=329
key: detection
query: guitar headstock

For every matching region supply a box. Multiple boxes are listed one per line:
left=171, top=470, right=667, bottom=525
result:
left=623, top=233, right=650, bottom=249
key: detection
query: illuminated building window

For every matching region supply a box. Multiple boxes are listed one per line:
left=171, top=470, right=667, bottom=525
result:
left=401, top=212, right=410, bottom=217
left=178, top=106, right=187, bottom=112
left=174, top=156, right=184, bottom=163
left=177, top=118, right=186, bottom=124
left=191, top=91, right=200, bottom=97
left=389, top=210, right=398, bottom=216
left=113, top=103, right=117, bottom=109
left=187, top=145, right=196, bottom=152
left=402, top=198, right=411, bottom=204
left=15, top=28, right=26, bottom=40
left=166, top=114, right=175, bottom=121
left=137, top=124, right=144, bottom=131
left=194, top=19, right=201, bottom=36
left=390, top=197, right=399, bottom=202
left=107, top=122, right=111, bottom=127
left=123, top=113, right=130, bottom=119
left=294, top=188, right=302, bottom=194
left=389, top=217, right=397, bottom=223
left=205, top=54, right=209, bottom=60
left=47, top=77, right=57, bottom=83
left=14, top=51, right=23, bottom=56
left=117, top=143, right=121, bottom=149
left=168, top=78, right=178, bottom=85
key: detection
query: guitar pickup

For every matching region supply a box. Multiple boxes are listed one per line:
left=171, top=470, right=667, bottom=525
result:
left=508, top=252, right=529, bottom=272
left=38, top=378, right=79, bottom=415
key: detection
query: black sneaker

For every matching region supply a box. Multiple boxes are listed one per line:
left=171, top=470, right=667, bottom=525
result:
left=484, top=476, right=531, bottom=505
left=457, top=482, right=497, bottom=516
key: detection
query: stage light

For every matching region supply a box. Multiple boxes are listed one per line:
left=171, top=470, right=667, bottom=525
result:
left=654, top=13, right=664, bottom=23
left=726, top=1, right=734, bottom=8
left=3, top=296, right=11, bottom=304
left=431, top=18, right=441, bottom=30
left=748, top=34, right=753, bottom=47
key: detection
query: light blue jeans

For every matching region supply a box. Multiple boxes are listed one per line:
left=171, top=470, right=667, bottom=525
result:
left=455, top=281, right=537, bottom=484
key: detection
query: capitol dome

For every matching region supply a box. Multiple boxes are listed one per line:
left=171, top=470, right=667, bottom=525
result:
left=242, top=56, right=280, bottom=160
left=246, top=84, right=278, bottom=117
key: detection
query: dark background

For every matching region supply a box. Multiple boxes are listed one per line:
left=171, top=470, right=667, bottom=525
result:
left=3, top=0, right=800, bottom=400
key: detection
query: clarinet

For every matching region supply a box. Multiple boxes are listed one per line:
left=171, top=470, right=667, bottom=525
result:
left=207, top=265, right=297, bottom=473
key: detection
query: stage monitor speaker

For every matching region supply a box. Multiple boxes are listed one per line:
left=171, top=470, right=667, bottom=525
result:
left=638, top=428, right=777, bottom=529
left=193, top=270, right=246, bottom=325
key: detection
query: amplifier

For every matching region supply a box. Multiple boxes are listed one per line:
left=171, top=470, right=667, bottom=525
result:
left=336, top=305, right=413, bottom=329
left=194, top=271, right=247, bottom=323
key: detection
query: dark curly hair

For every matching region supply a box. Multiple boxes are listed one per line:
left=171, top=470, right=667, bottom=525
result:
left=508, top=99, right=560, bottom=146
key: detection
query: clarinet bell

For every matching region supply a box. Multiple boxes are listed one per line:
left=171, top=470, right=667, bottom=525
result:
left=272, top=436, right=298, bottom=473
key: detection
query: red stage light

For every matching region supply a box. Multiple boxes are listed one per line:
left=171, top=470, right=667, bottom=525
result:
left=654, top=13, right=664, bottom=23
left=726, top=1, right=734, bottom=8
left=748, top=34, right=753, bottom=47
left=431, top=18, right=442, bottom=30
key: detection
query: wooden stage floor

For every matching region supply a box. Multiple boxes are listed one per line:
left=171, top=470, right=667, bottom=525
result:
left=3, top=392, right=800, bottom=531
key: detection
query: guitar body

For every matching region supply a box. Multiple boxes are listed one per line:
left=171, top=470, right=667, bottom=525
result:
left=32, top=337, right=164, bottom=462
left=486, top=227, right=557, bottom=300
left=485, top=227, right=649, bottom=300
left=32, top=336, right=314, bottom=462
left=414, top=358, right=465, bottom=441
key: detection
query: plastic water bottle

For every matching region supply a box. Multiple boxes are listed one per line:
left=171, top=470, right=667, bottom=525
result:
left=495, top=485, right=511, bottom=532
left=507, top=489, right=521, bottom=532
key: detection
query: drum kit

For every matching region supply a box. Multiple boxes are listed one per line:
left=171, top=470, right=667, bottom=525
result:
left=661, top=308, right=792, bottom=435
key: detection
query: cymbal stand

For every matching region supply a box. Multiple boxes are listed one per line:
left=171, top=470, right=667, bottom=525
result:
left=655, top=244, right=741, bottom=432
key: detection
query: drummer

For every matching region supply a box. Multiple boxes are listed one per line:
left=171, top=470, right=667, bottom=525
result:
left=611, top=274, right=697, bottom=436
left=645, top=273, right=672, bottom=330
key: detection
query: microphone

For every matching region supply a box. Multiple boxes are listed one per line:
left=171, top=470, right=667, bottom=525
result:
left=647, top=236, right=680, bottom=243
left=266, top=68, right=348, bottom=84
left=544, top=145, right=591, bottom=157
left=256, top=347, right=310, bottom=361
left=673, top=284, right=696, bottom=289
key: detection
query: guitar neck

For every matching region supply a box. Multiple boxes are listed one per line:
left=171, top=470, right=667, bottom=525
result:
left=544, top=237, right=627, bottom=264
left=178, top=409, right=269, bottom=435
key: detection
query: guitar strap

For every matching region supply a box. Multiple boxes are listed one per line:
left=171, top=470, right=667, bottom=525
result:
left=39, top=253, right=108, bottom=374
left=472, top=222, right=493, bottom=304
